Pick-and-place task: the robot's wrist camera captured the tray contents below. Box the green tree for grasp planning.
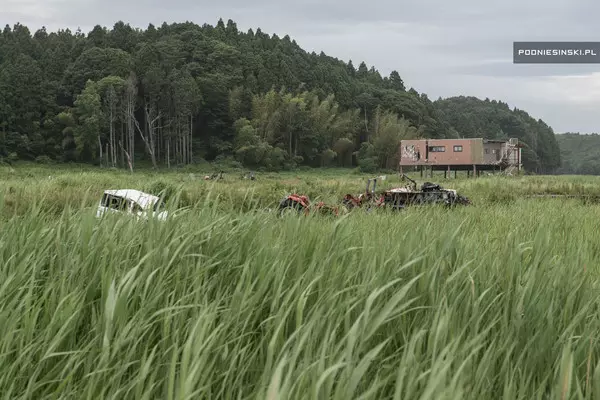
[0,19,562,171]
[73,80,102,162]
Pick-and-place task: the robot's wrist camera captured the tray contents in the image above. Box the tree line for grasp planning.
[0,19,561,172]
[553,133,600,175]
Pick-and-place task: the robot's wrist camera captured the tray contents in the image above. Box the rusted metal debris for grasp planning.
[204,171,224,180]
[278,174,471,216]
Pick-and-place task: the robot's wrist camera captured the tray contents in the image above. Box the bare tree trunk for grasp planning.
[112,121,116,167]
[127,108,134,169]
[108,110,112,166]
[149,111,157,167]
[119,141,133,173]
[131,102,159,169]
[120,122,125,168]
[109,107,114,167]
[157,124,161,166]
[176,131,180,165]
[158,122,164,167]
[174,121,177,165]
[178,115,183,165]
[183,133,186,165]
[98,135,103,167]
[123,75,137,170]
[178,116,182,165]
[178,117,182,164]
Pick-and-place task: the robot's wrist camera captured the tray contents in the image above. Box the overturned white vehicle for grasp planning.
[96,189,169,221]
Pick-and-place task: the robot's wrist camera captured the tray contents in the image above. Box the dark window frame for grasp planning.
[102,194,128,211]
[428,146,446,152]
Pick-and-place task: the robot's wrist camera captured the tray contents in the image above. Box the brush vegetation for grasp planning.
[555,133,600,175]
[1,164,600,399]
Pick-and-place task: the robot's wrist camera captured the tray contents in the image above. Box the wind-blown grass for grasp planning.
[3,163,600,217]
[1,177,600,398]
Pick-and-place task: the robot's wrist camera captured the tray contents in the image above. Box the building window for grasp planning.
[485,149,490,154]
[453,145,463,152]
[428,146,445,152]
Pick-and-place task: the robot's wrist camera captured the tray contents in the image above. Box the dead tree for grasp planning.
[107,85,118,167]
[131,102,160,169]
[119,141,133,173]
[122,74,137,170]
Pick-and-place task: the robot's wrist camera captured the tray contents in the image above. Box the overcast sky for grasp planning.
[4,0,600,133]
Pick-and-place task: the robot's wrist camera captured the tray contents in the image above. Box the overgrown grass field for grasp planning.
[2,163,600,399]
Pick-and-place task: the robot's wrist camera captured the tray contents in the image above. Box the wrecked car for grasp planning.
[96,189,169,221]
[278,194,343,216]
[343,174,471,210]
[278,174,470,215]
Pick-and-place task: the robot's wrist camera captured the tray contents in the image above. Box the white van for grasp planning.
[96,189,168,221]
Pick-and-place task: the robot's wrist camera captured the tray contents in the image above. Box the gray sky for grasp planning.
[4,0,600,133]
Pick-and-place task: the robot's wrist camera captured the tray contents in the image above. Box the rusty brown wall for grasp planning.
[399,138,483,165]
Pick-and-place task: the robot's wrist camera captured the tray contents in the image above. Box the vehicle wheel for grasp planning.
[342,197,358,211]
[278,199,306,216]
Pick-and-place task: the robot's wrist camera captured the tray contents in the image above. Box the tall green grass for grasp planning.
[3,164,600,217]
[1,182,600,399]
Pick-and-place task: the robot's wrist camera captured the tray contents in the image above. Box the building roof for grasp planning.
[400,137,522,145]
[103,189,160,209]
[483,139,509,143]
[426,138,477,142]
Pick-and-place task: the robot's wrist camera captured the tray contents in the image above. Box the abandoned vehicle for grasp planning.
[96,189,169,221]
[278,175,471,215]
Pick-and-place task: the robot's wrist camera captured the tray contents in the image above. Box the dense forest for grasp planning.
[434,96,561,173]
[0,19,561,172]
[554,133,600,175]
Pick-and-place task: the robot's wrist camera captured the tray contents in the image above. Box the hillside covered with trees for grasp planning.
[554,133,600,175]
[434,96,561,173]
[0,19,561,172]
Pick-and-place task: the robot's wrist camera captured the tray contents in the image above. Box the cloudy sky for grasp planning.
[4,0,600,133]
